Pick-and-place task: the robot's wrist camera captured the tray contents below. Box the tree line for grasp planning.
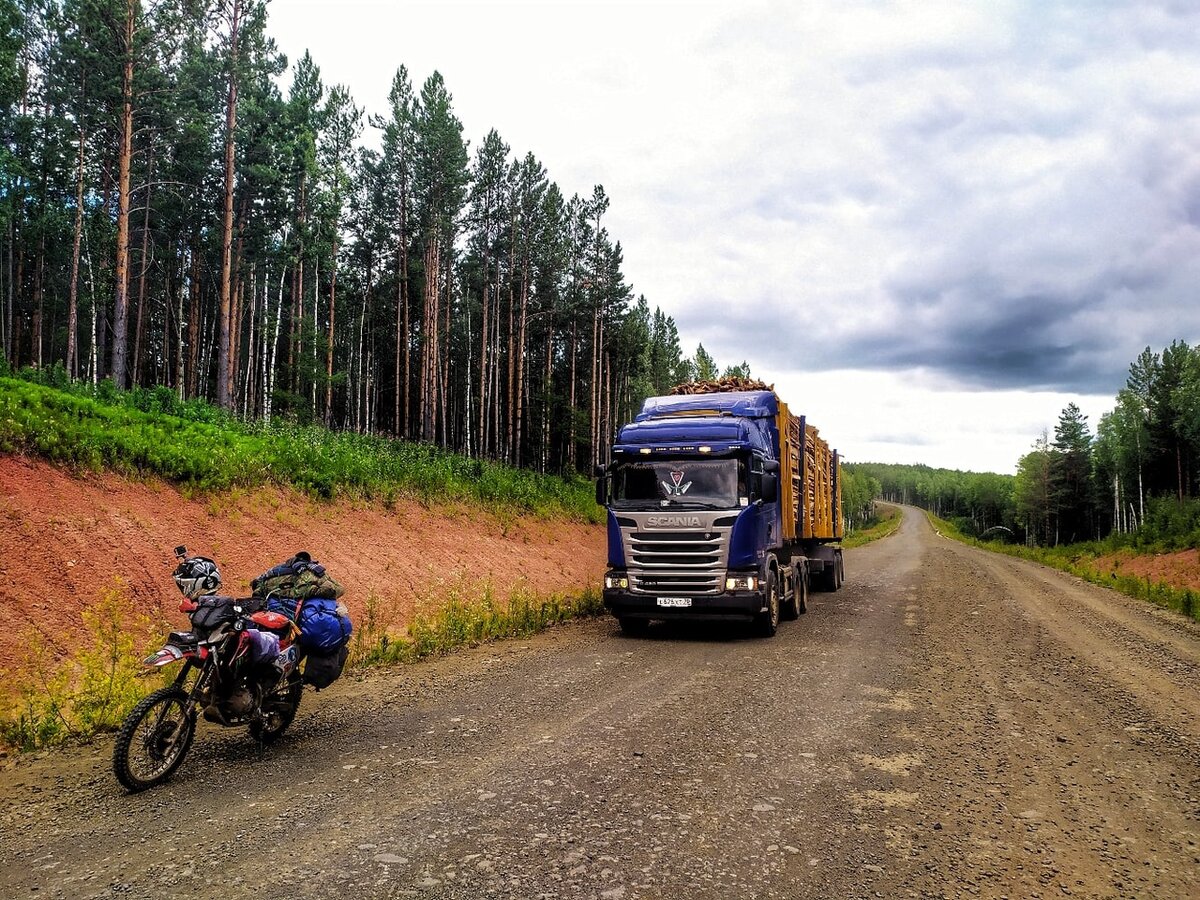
[851,341,1200,548]
[1014,341,1200,546]
[0,0,746,476]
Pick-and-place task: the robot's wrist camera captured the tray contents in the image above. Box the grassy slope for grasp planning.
[0,376,601,523]
[843,503,902,548]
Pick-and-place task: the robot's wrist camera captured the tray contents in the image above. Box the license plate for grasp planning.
[657,597,692,608]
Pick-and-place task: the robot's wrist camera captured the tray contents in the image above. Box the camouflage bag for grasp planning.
[251,551,344,601]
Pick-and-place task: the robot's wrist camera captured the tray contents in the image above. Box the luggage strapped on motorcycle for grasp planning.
[252,552,353,689]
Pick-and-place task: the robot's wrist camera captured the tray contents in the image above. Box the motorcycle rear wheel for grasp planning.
[113,685,196,792]
[249,675,303,743]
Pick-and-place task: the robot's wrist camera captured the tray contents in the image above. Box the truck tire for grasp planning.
[618,617,649,636]
[836,552,845,589]
[783,564,806,619]
[755,570,780,637]
[818,560,837,592]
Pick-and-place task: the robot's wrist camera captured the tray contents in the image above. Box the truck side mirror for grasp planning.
[593,464,606,478]
[595,477,607,506]
[764,459,780,474]
[761,473,779,504]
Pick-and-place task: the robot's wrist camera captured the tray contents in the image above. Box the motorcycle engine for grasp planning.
[225,684,257,716]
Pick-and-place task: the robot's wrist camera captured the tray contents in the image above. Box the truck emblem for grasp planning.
[662,470,692,496]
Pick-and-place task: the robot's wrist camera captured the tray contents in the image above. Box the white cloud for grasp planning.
[267,0,1200,472]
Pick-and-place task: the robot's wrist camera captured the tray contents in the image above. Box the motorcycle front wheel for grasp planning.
[112,685,196,792]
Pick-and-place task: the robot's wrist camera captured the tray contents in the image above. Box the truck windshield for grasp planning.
[610,457,745,509]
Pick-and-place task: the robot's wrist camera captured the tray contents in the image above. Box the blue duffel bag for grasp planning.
[264,597,352,653]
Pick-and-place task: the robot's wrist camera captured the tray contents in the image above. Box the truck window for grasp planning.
[611,458,745,508]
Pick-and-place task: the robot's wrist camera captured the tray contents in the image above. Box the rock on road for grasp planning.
[3,506,1199,899]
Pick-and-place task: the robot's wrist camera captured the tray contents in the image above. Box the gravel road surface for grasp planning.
[3,506,1199,899]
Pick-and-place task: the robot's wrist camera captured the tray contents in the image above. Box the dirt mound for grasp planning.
[1094,547,1200,592]
[0,455,605,668]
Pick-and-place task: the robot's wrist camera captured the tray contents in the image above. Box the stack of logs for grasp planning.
[668,375,774,395]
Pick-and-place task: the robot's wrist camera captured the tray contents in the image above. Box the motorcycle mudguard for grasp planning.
[144,645,185,668]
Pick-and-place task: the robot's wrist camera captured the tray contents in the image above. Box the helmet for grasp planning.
[173,556,221,599]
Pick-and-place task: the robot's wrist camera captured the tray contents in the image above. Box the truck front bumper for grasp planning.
[603,589,765,622]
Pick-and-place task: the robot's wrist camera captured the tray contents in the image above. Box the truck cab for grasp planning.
[597,389,843,637]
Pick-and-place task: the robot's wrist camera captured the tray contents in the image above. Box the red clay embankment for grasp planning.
[0,455,605,669]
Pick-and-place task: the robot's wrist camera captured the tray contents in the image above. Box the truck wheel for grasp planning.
[783,566,804,620]
[819,561,837,592]
[756,571,780,637]
[618,617,649,636]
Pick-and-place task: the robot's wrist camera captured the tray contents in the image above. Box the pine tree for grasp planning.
[412,70,467,443]
[693,343,718,381]
[317,82,361,424]
[376,65,415,437]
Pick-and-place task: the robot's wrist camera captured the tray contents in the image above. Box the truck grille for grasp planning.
[627,530,727,595]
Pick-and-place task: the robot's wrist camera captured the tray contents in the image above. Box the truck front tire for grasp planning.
[618,617,649,636]
[756,571,780,637]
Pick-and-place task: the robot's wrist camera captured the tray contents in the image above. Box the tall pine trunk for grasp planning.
[132,152,153,386]
[217,0,241,409]
[325,229,338,424]
[67,124,86,378]
[110,0,136,388]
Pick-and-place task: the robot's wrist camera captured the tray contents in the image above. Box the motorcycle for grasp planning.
[112,547,305,792]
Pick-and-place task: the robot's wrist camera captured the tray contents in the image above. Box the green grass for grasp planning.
[352,583,605,667]
[842,503,902,548]
[0,374,601,523]
[926,511,1200,624]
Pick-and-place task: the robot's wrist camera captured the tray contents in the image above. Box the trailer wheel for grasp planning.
[755,571,780,638]
[783,565,805,619]
[819,559,838,592]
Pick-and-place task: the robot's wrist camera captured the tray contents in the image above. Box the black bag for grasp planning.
[302,644,349,689]
[189,595,237,631]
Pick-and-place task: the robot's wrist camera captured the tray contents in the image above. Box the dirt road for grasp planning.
[3,506,1199,899]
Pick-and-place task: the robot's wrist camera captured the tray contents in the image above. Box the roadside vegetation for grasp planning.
[0,578,603,753]
[854,341,1200,619]
[843,503,902,548]
[926,511,1200,624]
[0,373,602,523]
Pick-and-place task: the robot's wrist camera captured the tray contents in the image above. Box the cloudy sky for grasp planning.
[268,0,1200,474]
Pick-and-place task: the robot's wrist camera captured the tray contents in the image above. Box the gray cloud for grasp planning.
[647,1,1200,398]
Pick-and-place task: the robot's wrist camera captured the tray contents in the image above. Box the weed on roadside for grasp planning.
[357,581,604,667]
[0,581,167,751]
[927,511,1200,624]
[843,504,902,548]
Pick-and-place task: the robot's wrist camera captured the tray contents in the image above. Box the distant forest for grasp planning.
[0,0,751,476]
[853,341,1200,548]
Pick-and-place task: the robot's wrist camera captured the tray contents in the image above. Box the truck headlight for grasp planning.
[725,573,758,591]
[605,572,629,590]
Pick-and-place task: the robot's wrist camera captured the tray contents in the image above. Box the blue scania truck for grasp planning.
[596,381,843,636]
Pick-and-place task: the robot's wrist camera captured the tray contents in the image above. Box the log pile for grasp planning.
[668,375,774,395]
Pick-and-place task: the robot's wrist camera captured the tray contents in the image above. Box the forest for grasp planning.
[0,0,748,477]
[854,341,1200,549]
